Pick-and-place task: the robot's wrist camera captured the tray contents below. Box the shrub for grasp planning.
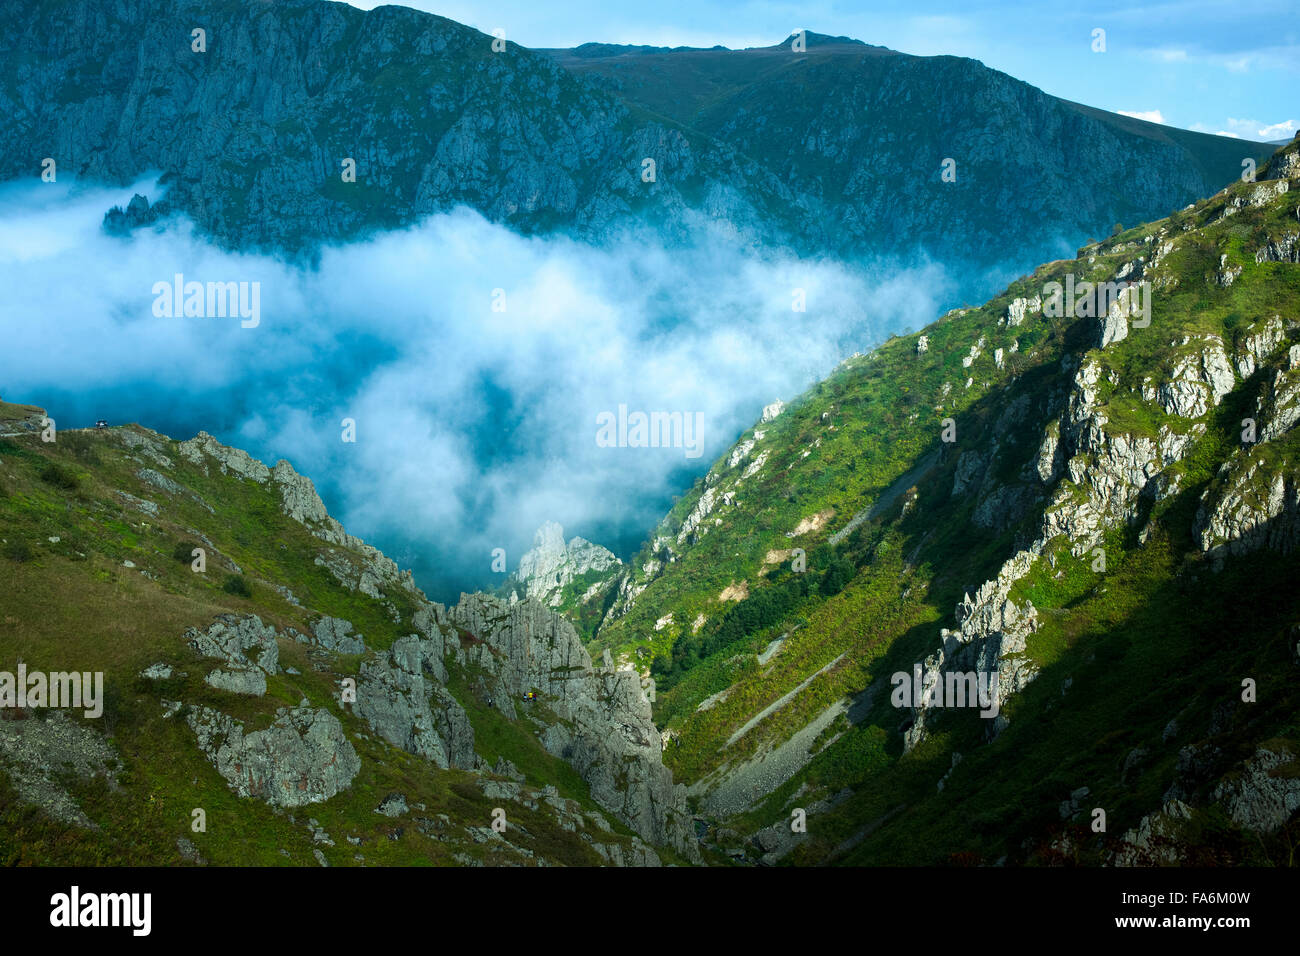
[222,574,252,598]
[61,432,100,464]
[39,462,79,491]
[172,540,199,563]
[3,539,34,562]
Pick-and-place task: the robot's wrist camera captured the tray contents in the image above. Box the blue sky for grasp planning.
[342,0,1298,141]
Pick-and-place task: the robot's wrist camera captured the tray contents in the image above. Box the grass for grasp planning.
[0,423,665,866]
[579,143,1300,864]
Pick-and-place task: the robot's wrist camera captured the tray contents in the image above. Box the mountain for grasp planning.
[545,32,1272,265]
[568,135,1300,864]
[502,521,621,637]
[0,0,804,256]
[4,0,1298,869]
[0,2,1272,269]
[0,406,696,865]
[3,134,1297,867]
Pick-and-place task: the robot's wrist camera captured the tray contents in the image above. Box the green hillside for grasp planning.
[0,410,688,866]
[588,136,1300,864]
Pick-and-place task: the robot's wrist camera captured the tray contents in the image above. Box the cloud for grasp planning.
[1191,117,1299,141]
[1256,119,1300,140]
[0,178,991,599]
[1118,110,1166,124]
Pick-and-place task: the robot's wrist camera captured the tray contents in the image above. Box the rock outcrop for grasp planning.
[448,594,700,861]
[186,614,280,675]
[305,616,367,655]
[179,430,421,599]
[1195,460,1300,559]
[512,521,621,607]
[187,704,360,808]
[354,634,477,770]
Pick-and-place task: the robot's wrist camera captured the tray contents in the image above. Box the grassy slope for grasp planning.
[598,144,1300,863]
[0,421,651,866]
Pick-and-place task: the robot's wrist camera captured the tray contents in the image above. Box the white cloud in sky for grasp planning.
[0,178,967,598]
[1191,117,1299,141]
[1118,110,1166,124]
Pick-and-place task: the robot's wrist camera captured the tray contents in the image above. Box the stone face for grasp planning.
[952,450,985,496]
[1247,179,1289,207]
[677,486,719,544]
[513,521,620,607]
[178,432,271,482]
[1097,304,1128,349]
[1212,747,1300,833]
[1195,460,1300,559]
[1035,423,1063,483]
[727,438,757,468]
[1156,338,1235,418]
[272,459,329,524]
[375,792,409,817]
[449,594,700,861]
[115,490,159,516]
[137,467,186,496]
[1112,799,1193,866]
[186,705,360,807]
[761,400,786,423]
[592,838,662,867]
[1006,295,1040,327]
[307,616,367,655]
[186,614,279,674]
[204,667,267,696]
[1258,355,1300,443]
[1232,315,1290,377]
[354,635,476,770]
[1254,231,1300,264]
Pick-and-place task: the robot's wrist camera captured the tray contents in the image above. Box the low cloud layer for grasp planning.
[1,178,1006,599]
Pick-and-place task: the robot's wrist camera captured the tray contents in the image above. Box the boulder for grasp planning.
[186,704,360,807]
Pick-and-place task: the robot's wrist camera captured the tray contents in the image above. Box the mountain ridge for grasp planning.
[0,401,698,865]
[0,0,1272,270]
[545,135,1300,864]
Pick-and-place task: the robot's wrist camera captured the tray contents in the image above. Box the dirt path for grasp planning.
[828,449,941,546]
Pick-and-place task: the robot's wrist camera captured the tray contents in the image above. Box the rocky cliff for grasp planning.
[0,3,1269,266]
[588,134,1300,865]
[0,409,697,866]
[508,521,621,609]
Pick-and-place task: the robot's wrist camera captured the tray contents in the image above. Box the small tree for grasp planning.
[39,462,79,490]
[3,539,34,562]
[222,574,252,598]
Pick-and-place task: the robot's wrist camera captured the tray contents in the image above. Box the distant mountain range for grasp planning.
[0,3,1273,269]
